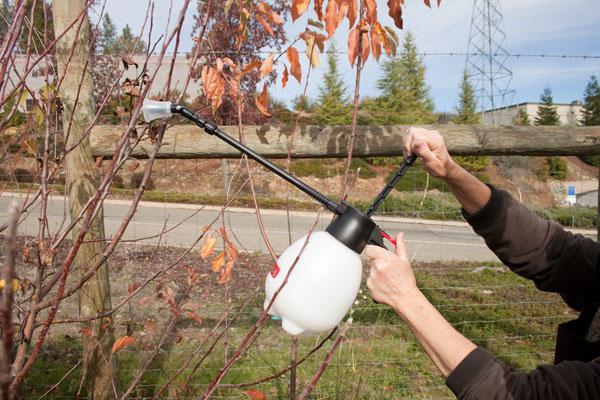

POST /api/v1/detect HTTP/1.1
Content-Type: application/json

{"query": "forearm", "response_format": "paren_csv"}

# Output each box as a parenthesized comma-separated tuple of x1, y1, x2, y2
(393, 290, 477, 378)
(444, 161, 491, 216)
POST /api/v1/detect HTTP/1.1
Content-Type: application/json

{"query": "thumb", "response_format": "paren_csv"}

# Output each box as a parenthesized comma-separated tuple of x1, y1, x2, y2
(395, 232, 409, 262)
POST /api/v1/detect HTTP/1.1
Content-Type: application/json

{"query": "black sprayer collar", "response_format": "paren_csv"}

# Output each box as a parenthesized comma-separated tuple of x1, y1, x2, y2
(326, 203, 376, 254)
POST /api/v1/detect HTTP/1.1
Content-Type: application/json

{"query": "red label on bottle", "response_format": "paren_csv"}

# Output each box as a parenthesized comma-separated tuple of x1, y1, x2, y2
(270, 263, 280, 278)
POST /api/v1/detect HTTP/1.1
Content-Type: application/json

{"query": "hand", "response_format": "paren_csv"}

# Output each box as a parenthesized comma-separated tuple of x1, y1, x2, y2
(364, 233, 420, 313)
(403, 127, 456, 179)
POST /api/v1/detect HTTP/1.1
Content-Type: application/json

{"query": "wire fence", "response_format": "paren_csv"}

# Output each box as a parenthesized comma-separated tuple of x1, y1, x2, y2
(1, 152, 594, 398)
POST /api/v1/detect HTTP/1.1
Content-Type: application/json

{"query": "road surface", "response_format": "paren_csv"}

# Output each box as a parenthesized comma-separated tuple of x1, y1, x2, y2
(1, 192, 509, 262)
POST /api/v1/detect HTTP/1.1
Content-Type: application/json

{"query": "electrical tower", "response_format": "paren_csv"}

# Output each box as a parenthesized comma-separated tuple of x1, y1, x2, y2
(466, 0, 515, 125)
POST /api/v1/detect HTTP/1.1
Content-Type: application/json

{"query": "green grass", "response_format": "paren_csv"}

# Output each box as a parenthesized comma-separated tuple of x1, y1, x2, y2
(22, 261, 573, 399)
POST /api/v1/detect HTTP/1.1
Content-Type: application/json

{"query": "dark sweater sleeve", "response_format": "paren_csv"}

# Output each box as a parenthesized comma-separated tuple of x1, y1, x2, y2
(446, 347, 600, 400)
(464, 185, 600, 311)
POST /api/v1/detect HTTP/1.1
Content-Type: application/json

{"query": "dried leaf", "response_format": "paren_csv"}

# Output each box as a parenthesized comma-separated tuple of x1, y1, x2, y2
(219, 260, 234, 285)
(257, 1, 283, 24)
(0, 279, 19, 293)
(307, 18, 324, 29)
(200, 236, 218, 259)
(348, 27, 359, 66)
(241, 60, 262, 77)
(292, 0, 310, 21)
(365, 0, 377, 24)
(282, 65, 289, 88)
(255, 83, 272, 118)
(112, 336, 135, 354)
(387, 0, 404, 30)
(257, 15, 275, 37)
(347, 0, 358, 28)
(201, 66, 225, 112)
(286, 47, 302, 83)
(244, 389, 266, 400)
(371, 28, 382, 61)
(361, 31, 371, 64)
(324, 0, 338, 38)
(303, 35, 320, 67)
(211, 252, 226, 273)
(314, 0, 324, 20)
(121, 56, 138, 70)
(260, 53, 275, 79)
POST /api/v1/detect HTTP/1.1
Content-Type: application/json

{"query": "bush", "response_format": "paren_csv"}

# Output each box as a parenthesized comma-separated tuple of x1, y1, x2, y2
(534, 206, 596, 228)
(13, 168, 35, 183)
(130, 172, 155, 190)
(578, 155, 600, 167)
(350, 158, 376, 179)
(111, 175, 125, 189)
(290, 160, 335, 179)
(355, 192, 462, 220)
(455, 156, 491, 173)
(546, 157, 567, 180)
(386, 165, 449, 192)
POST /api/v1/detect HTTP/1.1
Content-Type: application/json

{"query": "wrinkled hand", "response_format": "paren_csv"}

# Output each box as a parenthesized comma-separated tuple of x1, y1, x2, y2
(403, 127, 456, 179)
(364, 233, 419, 312)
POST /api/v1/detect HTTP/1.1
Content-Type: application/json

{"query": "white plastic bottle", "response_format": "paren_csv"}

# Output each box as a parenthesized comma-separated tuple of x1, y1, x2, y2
(264, 231, 362, 335)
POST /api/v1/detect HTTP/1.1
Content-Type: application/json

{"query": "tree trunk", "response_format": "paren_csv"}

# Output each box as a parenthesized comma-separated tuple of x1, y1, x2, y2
(52, 2, 114, 398)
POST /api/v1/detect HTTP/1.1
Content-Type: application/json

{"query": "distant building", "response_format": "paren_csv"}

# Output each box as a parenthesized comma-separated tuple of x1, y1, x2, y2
(482, 101, 584, 126)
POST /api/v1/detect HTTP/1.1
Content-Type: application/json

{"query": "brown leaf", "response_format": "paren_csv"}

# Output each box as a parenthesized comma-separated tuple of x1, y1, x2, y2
(387, 0, 404, 30)
(201, 66, 225, 112)
(348, 27, 359, 66)
(371, 29, 382, 61)
(282, 65, 289, 88)
(324, 0, 338, 38)
(257, 1, 283, 24)
(292, 0, 310, 21)
(286, 47, 302, 83)
(314, 0, 324, 20)
(347, 0, 358, 28)
(121, 56, 138, 70)
(257, 15, 275, 37)
(241, 60, 262, 77)
(244, 389, 266, 400)
(361, 31, 371, 63)
(303, 34, 320, 67)
(260, 53, 275, 79)
(255, 83, 272, 118)
(211, 252, 226, 273)
(112, 336, 135, 354)
(219, 260, 234, 284)
(365, 0, 377, 24)
(200, 236, 218, 259)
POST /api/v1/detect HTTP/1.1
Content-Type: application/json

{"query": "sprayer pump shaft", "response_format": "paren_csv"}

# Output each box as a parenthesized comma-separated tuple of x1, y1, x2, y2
(172, 105, 340, 214)
(365, 155, 417, 217)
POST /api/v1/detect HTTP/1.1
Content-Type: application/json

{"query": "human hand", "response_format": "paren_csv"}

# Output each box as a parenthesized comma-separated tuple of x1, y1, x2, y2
(364, 233, 420, 314)
(403, 127, 457, 179)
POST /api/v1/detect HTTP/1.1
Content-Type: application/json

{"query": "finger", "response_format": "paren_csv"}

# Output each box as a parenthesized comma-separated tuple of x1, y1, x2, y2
(403, 129, 414, 159)
(414, 140, 437, 164)
(395, 232, 409, 262)
(364, 244, 390, 260)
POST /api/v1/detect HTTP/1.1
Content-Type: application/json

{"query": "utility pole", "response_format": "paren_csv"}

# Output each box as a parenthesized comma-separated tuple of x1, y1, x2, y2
(466, 0, 515, 126)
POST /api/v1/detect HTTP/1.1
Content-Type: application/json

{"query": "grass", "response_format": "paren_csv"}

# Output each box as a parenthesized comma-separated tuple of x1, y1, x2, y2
(21, 257, 573, 399)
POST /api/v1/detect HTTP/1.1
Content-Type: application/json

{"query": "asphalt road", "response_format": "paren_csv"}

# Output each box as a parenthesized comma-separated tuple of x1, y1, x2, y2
(0, 192, 502, 262)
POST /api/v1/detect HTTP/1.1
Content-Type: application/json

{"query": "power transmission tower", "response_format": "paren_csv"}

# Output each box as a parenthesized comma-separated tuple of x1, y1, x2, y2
(466, 0, 515, 125)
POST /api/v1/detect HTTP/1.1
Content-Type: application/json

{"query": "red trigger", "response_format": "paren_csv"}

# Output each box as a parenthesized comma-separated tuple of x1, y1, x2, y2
(379, 230, 397, 246)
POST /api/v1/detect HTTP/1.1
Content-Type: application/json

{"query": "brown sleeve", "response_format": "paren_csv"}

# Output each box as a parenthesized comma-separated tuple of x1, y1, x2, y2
(446, 347, 600, 400)
(464, 185, 600, 311)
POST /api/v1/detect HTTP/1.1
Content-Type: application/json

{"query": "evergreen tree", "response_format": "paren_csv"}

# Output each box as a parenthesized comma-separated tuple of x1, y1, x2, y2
(453, 70, 479, 124)
(101, 13, 117, 54)
(19, 0, 55, 53)
(535, 86, 560, 126)
(513, 108, 531, 126)
(313, 42, 351, 125)
(362, 32, 435, 124)
(581, 75, 600, 126)
(112, 24, 147, 54)
(0, 1, 10, 39)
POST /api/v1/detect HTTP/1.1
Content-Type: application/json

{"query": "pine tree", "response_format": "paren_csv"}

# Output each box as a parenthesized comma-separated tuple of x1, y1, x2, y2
(314, 42, 351, 125)
(101, 13, 117, 54)
(535, 87, 560, 126)
(453, 70, 479, 124)
(513, 108, 531, 126)
(112, 24, 147, 54)
(19, 0, 55, 53)
(363, 32, 435, 124)
(581, 75, 600, 126)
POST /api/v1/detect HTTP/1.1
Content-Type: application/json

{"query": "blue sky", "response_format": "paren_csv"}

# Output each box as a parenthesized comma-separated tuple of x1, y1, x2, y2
(96, 0, 600, 112)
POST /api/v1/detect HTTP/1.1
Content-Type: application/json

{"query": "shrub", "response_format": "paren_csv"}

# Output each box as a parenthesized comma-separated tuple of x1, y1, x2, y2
(111, 175, 125, 189)
(546, 157, 567, 180)
(455, 156, 491, 172)
(13, 168, 35, 183)
(130, 172, 155, 190)
(290, 160, 335, 179)
(386, 165, 449, 192)
(350, 158, 376, 179)
(578, 155, 600, 167)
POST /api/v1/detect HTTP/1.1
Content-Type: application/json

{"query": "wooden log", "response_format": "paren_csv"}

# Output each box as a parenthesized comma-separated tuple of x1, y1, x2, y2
(91, 124, 600, 159)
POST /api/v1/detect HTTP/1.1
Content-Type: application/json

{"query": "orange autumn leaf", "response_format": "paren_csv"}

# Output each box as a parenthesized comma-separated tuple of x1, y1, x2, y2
(257, 1, 283, 24)
(260, 53, 274, 78)
(241, 60, 262, 77)
(324, 0, 338, 37)
(257, 15, 275, 37)
(112, 336, 135, 354)
(361, 31, 371, 63)
(201, 66, 225, 112)
(348, 27, 359, 66)
(346, 0, 357, 28)
(200, 236, 218, 259)
(282, 64, 289, 88)
(291, 0, 310, 21)
(219, 260, 234, 284)
(286, 47, 302, 83)
(255, 83, 272, 117)
(387, 0, 404, 30)
(212, 252, 226, 273)
(244, 389, 266, 400)
(314, 0, 324, 20)
(365, 0, 377, 24)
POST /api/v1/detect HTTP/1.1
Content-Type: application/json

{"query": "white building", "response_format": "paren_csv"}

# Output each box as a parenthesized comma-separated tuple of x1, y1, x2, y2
(482, 101, 584, 126)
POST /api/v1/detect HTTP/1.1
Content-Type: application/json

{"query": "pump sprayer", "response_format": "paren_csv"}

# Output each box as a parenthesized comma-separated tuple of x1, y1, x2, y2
(142, 100, 416, 335)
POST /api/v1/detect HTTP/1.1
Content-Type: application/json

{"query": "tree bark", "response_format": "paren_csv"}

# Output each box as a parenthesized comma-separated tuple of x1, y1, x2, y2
(52, 2, 114, 399)
(90, 124, 600, 158)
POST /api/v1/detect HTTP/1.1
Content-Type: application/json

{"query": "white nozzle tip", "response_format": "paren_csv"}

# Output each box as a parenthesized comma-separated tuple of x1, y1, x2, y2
(142, 99, 173, 122)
